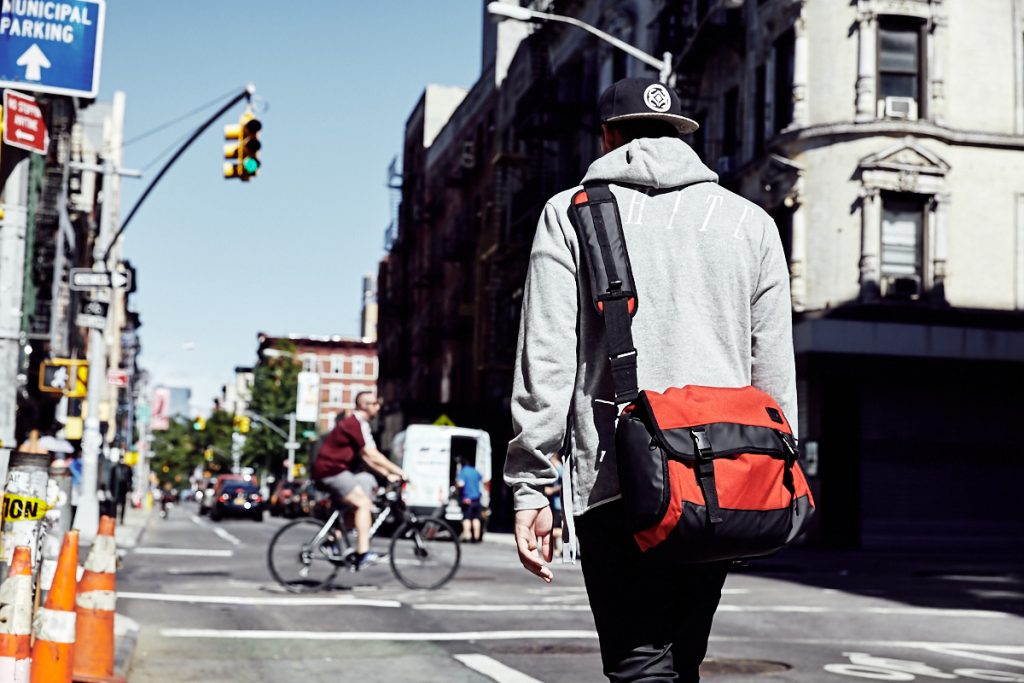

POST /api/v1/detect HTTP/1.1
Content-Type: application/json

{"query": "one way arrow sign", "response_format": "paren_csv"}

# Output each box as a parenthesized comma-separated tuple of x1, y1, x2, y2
(69, 268, 131, 291)
(15, 44, 50, 82)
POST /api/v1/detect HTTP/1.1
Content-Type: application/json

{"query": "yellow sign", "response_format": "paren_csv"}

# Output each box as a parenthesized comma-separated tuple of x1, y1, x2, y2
(38, 359, 88, 398)
(124, 451, 139, 466)
(64, 416, 83, 440)
(433, 414, 456, 427)
(2, 493, 48, 522)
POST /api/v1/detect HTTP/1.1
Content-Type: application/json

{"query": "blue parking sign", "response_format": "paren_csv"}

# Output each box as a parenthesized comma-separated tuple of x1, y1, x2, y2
(0, 0, 105, 98)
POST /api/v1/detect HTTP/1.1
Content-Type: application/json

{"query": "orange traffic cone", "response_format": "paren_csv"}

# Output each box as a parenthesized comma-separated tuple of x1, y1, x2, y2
(73, 516, 123, 683)
(0, 546, 34, 682)
(31, 529, 78, 683)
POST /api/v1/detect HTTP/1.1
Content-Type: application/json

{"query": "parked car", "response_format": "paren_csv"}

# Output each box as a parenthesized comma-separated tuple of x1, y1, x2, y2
(268, 480, 307, 518)
(210, 480, 264, 522)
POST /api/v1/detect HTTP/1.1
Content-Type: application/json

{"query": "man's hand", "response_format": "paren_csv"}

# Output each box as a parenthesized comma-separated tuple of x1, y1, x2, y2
(514, 506, 554, 583)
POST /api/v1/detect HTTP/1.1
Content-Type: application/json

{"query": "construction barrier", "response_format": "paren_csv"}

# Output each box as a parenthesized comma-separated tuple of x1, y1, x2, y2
(31, 529, 78, 683)
(0, 546, 33, 682)
(72, 515, 122, 683)
(0, 435, 50, 577)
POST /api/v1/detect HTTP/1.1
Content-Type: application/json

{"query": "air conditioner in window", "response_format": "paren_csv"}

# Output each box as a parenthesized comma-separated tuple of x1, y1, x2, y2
(461, 141, 476, 169)
(880, 96, 918, 121)
(882, 274, 921, 299)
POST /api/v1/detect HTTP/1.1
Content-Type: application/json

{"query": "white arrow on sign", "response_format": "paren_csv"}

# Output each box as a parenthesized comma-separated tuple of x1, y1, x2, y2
(69, 269, 132, 291)
(16, 44, 51, 82)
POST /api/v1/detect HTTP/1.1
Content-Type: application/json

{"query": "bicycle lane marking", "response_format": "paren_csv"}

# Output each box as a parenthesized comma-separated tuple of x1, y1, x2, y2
(188, 512, 242, 547)
(453, 654, 543, 683)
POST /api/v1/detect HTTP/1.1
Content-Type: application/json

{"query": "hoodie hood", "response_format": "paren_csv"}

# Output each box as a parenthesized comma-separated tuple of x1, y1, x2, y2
(581, 137, 718, 190)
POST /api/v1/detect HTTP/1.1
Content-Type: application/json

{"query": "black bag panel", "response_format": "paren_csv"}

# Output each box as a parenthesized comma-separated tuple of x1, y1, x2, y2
(568, 190, 638, 316)
(615, 414, 669, 534)
(656, 502, 800, 563)
(656, 422, 789, 462)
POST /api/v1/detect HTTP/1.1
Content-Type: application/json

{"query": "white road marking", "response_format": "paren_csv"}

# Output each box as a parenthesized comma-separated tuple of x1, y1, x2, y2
(188, 513, 242, 547)
(415, 604, 591, 612)
(709, 636, 1024, 654)
(118, 592, 400, 608)
(410, 603, 1006, 618)
(716, 605, 1008, 618)
(454, 654, 543, 683)
(133, 548, 233, 558)
(920, 645, 1024, 669)
(160, 628, 599, 641)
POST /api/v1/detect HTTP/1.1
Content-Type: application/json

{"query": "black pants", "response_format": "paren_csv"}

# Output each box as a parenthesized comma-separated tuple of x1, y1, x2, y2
(576, 501, 730, 683)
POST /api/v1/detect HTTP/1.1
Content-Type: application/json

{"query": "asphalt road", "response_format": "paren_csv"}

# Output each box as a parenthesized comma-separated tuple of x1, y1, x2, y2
(119, 506, 1024, 682)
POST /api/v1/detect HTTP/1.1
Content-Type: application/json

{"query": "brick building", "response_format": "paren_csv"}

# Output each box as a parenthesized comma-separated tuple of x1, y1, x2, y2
(257, 334, 378, 433)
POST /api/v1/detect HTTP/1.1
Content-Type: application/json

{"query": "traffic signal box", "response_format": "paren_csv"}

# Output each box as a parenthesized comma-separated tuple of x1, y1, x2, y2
(232, 415, 251, 433)
(223, 111, 262, 181)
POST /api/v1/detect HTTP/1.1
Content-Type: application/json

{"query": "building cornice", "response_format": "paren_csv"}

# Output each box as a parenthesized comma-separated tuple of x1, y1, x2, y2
(776, 120, 1024, 151)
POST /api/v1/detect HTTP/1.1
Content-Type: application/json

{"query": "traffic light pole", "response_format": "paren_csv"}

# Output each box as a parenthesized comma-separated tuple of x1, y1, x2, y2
(76, 92, 128, 542)
(102, 84, 255, 265)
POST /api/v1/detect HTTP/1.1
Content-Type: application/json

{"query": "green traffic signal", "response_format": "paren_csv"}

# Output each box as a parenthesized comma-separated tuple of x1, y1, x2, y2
(243, 157, 260, 174)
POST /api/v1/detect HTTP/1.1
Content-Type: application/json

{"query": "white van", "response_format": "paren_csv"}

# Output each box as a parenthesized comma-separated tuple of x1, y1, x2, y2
(391, 425, 492, 517)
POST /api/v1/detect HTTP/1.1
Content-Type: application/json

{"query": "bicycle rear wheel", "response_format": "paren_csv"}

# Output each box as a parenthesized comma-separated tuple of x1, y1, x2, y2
(389, 517, 461, 590)
(267, 518, 344, 592)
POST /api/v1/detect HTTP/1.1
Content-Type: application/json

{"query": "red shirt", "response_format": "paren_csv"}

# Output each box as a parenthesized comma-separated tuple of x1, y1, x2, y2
(312, 415, 365, 480)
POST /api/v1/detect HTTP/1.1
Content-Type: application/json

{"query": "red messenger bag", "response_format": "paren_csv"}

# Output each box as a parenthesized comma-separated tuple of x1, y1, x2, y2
(568, 183, 815, 563)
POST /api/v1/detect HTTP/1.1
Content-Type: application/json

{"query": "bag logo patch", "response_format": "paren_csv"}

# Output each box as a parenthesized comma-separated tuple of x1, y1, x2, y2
(643, 84, 671, 113)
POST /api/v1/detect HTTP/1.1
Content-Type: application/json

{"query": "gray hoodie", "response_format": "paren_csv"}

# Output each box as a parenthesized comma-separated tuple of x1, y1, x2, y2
(504, 137, 797, 554)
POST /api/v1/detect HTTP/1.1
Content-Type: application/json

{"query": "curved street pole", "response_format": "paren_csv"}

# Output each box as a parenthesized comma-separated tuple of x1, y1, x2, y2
(486, 3, 674, 84)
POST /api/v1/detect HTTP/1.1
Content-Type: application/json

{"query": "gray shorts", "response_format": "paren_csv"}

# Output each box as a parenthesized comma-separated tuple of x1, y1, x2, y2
(319, 471, 378, 500)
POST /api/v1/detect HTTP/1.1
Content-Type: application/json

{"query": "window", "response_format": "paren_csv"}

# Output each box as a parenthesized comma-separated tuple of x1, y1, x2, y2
(881, 193, 926, 286)
(330, 355, 344, 375)
(774, 29, 795, 133)
(722, 87, 740, 158)
(878, 19, 924, 108)
(352, 356, 366, 377)
(328, 384, 343, 405)
(754, 64, 767, 155)
(301, 355, 318, 373)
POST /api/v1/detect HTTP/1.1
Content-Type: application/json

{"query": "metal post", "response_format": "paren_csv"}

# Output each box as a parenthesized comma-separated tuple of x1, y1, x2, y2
(231, 432, 244, 475)
(285, 413, 297, 482)
(75, 91, 126, 542)
(0, 158, 31, 484)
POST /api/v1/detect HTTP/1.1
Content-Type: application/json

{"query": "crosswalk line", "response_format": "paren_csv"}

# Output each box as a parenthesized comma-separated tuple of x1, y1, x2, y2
(454, 654, 543, 683)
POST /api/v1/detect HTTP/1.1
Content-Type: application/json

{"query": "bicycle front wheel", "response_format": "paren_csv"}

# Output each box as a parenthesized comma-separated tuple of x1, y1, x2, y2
(267, 518, 342, 593)
(389, 517, 461, 590)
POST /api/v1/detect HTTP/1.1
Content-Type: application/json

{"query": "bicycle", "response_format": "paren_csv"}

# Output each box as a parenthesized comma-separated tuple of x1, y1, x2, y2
(266, 480, 461, 592)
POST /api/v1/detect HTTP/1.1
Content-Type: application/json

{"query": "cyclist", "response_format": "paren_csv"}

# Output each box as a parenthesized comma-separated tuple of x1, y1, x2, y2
(312, 392, 408, 569)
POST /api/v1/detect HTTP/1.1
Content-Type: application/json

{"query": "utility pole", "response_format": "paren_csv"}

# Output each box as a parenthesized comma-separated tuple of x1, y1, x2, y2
(75, 91, 127, 542)
(0, 158, 31, 483)
(285, 413, 298, 482)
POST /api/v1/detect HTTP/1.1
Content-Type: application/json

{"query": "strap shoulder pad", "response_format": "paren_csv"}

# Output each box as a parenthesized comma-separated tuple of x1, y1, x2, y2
(567, 183, 638, 317)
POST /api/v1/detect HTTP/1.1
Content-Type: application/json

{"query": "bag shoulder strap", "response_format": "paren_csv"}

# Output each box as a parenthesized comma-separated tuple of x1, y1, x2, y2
(568, 182, 640, 405)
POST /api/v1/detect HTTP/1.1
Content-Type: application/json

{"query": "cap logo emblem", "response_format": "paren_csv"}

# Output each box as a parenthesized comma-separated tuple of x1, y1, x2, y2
(643, 84, 671, 113)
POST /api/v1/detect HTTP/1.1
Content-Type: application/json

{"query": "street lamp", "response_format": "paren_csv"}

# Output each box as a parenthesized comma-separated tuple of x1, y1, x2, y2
(486, 2, 675, 85)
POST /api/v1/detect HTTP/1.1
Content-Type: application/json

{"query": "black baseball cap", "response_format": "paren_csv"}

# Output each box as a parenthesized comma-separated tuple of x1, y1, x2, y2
(598, 78, 699, 135)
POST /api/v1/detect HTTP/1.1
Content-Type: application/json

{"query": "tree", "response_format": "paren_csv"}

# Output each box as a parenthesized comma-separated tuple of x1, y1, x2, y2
(149, 417, 200, 488)
(243, 341, 307, 480)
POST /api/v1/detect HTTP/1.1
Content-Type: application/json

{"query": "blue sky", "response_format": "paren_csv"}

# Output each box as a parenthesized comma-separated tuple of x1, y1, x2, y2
(98, 2, 483, 412)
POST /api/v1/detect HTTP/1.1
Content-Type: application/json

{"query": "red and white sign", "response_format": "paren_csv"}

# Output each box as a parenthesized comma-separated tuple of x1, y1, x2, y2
(107, 369, 129, 388)
(3, 90, 49, 154)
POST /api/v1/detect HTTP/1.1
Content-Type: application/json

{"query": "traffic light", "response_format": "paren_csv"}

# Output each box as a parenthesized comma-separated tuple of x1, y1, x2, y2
(239, 112, 261, 180)
(193, 416, 206, 431)
(223, 111, 261, 181)
(232, 415, 250, 433)
(223, 120, 243, 180)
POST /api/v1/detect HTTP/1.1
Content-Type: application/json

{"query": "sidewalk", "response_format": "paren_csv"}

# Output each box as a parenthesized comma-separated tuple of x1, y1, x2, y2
(112, 503, 150, 681)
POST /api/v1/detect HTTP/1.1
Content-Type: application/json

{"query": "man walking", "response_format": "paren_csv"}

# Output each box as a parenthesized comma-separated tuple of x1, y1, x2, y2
(504, 77, 797, 681)
(109, 456, 134, 524)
